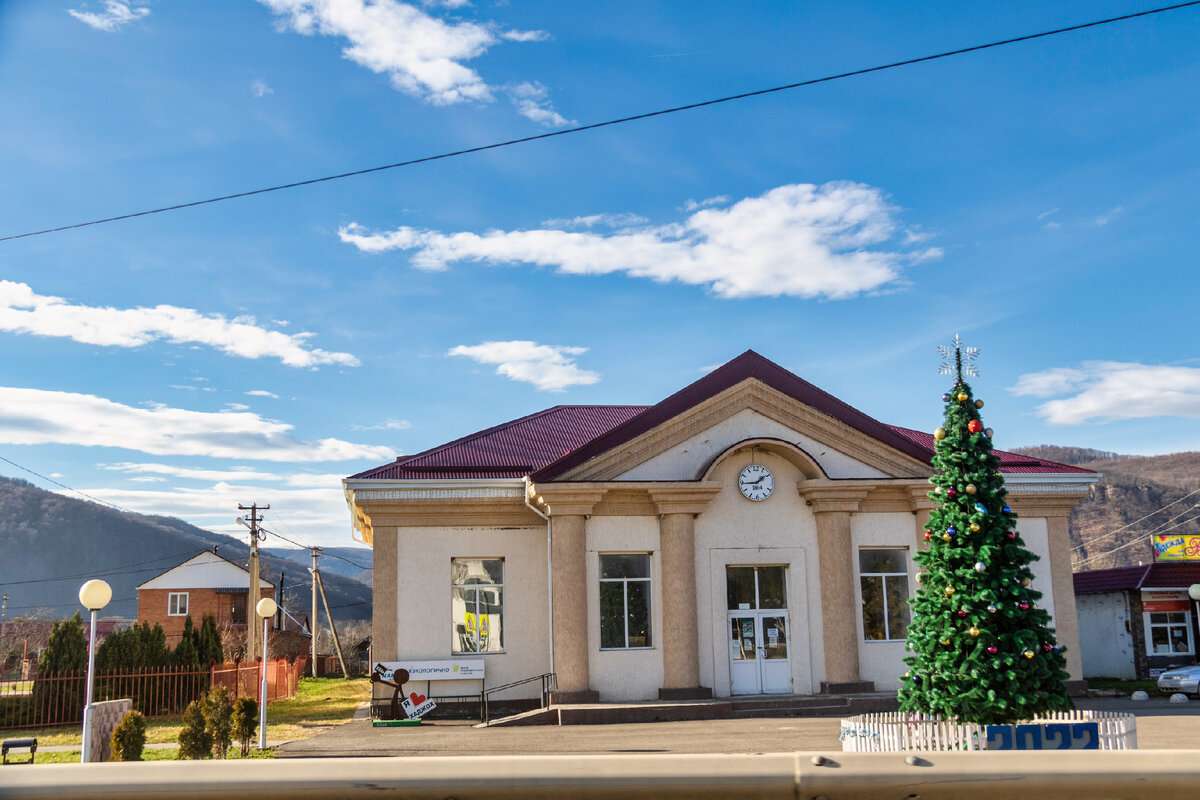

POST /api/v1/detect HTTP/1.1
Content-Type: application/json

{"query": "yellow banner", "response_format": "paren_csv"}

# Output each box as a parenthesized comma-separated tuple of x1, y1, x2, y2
(1152, 534, 1200, 560)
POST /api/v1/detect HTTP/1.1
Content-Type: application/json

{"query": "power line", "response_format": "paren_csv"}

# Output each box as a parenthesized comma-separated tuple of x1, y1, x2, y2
(3, 1, 1197, 243)
(1075, 504, 1200, 568)
(0, 454, 134, 513)
(1070, 487, 1200, 551)
(0, 547, 213, 588)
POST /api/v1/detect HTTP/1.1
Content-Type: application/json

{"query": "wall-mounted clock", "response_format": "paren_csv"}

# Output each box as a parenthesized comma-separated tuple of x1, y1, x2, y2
(738, 464, 774, 501)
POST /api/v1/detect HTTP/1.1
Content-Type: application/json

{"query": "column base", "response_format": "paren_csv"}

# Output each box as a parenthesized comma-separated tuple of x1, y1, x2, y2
(658, 686, 714, 701)
(820, 680, 876, 694)
(548, 690, 600, 705)
(1065, 679, 1089, 697)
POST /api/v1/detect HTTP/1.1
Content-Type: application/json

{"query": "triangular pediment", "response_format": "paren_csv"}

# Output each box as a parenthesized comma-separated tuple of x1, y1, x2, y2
(540, 350, 931, 482)
(137, 551, 273, 591)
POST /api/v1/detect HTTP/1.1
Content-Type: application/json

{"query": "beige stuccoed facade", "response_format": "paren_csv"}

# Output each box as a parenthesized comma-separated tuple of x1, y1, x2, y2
(346, 358, 1095, 706)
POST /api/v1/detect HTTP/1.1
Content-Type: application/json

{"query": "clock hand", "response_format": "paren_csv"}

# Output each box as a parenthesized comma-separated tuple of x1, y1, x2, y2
(740, 476, 767, 486)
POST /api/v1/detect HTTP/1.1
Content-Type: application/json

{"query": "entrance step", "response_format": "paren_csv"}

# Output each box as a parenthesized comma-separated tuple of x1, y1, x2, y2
(731, 695, 851, 718)
(476, 707, 558, 728)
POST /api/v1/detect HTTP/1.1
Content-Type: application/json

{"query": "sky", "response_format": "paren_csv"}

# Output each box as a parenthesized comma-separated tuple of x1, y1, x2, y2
(1, 1, 1198, 551)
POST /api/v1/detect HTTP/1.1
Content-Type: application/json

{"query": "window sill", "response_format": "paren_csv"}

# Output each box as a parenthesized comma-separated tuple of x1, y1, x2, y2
(599, 647, 655, 652)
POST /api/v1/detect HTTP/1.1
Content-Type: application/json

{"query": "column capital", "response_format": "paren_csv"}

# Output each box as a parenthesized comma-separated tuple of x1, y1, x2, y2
(906, 484, 938, 512)
(648, 483, 723, 516)
(796, 480, 869, 513)
(528, 484, 608, 517)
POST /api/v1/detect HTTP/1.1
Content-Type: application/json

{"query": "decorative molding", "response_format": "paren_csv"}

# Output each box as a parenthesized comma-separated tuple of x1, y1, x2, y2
(558, 379, 932, 482)
(354, 487, 525, 501)
(529, 485, 609, 517)
(796, 480, 871, 514)
(647, 484, 724, 516)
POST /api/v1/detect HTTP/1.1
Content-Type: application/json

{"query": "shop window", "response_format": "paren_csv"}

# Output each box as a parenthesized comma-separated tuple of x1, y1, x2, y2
(859, 548, 910, 641)
(600, 554, 652, 649)
(1146, 611, 1193, 655)
(451, 559, 504, 653)
(168, 592, 188, 617)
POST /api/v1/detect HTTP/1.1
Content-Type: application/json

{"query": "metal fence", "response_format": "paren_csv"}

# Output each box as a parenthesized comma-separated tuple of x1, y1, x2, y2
(839, 709, 1137, 752)
(0, 657, 306, 731)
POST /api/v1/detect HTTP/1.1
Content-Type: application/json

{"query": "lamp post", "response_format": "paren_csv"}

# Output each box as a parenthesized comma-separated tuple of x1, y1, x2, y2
(255, 596, 277, 750)
(78, 579, 112, 763)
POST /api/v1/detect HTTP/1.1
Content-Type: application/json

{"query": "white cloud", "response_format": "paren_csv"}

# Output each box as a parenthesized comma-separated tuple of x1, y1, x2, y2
(351, 418, 412, 431)
(102, 462, 280, 482)
(340, 182, 938, 300)
(246, 389, 280, 399)
(541, 213, 648, 230)
(1011, 361, 1200, 424)
(78, 480, 356, 548)
(448, 341, 600, 392)
(0, 386, 394, 462)
(251, 79, 275, 97)
(683, 196, 730, 212)
(1037, 208, 1059, 221)
(1095, 206, 1123, 226)
(259, 0, 551, 109)
(129, 476, 167, 483)
(0, 281, 358, 368)
(68, 1, 150, 32)
(506, 81, 571, 127)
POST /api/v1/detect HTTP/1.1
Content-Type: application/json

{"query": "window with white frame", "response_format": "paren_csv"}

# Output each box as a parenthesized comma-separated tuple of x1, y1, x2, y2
(859, 548, 910, 641)
(451, 559, 503, 653)
(168, 592, 189, 616)
(599, 554, 652, 649)
(1146, 611, 1193, 655)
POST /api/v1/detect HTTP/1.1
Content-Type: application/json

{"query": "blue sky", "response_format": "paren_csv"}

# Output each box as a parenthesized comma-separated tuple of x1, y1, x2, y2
(1, 1, 1198, 548)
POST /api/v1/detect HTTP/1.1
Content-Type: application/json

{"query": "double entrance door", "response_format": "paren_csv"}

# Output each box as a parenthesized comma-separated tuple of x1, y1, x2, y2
(727, 565, 791, 695)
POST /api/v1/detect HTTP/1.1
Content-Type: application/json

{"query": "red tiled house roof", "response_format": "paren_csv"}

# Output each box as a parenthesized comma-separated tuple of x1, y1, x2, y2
(350, 350, 1094, 481)
(1074, 563, 1200, 593)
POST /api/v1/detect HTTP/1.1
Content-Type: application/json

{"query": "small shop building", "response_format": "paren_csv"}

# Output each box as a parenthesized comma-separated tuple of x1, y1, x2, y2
(1074, 557, 1200, 679)
(344, 350, 1095, 706)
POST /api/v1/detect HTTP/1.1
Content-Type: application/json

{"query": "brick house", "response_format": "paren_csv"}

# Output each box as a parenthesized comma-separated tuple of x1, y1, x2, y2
(136, 550, 275, 647)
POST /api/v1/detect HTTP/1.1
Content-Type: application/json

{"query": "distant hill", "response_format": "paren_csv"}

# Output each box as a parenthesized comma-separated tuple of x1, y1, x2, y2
(1012, 446, 1200, 571)
(0, 475, 371, 625)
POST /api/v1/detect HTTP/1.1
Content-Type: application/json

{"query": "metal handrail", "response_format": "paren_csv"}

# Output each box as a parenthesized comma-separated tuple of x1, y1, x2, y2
(482, 672, 557, 725)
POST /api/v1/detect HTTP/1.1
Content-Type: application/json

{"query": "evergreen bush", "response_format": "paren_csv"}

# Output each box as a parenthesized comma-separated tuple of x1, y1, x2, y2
(110, 709, 147, 761)
(203, 686, 234, 758)
(231, 696, 258, 757)
(176, 699, 213, 759)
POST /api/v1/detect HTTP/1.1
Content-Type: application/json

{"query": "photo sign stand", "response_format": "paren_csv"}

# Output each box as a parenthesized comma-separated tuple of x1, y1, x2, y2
(370, 665, 436, 726)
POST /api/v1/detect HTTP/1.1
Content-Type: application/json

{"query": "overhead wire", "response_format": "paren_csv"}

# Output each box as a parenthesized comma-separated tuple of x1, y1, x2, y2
(1070, 487, 1200, 551)
(1075, 501, 1200, 567)
(0, 453, 135, 514)
(2, 2, 1198, 243)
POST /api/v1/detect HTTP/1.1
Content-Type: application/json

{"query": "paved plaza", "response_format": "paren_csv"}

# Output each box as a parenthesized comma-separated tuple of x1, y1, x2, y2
(276, 697, 1200, 758)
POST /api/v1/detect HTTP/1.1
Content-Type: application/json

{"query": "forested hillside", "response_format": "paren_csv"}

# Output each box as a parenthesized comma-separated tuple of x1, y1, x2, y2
(1013, 447, 1200, 571)
(0, 475, 371, 624)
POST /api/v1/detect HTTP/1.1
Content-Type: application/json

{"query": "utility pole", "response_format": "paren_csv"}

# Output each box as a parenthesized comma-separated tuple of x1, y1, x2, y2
(311, 547, 320, 677)
(1, 594, 7, 642)
(238, 503, 268, 665)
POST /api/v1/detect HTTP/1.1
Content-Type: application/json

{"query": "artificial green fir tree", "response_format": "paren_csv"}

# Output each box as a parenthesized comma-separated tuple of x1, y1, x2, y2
(897, 337, 1072, 724)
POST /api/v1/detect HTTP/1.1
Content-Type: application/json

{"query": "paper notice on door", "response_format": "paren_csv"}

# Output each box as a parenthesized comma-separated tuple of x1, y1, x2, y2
(767, 627, 778, 644)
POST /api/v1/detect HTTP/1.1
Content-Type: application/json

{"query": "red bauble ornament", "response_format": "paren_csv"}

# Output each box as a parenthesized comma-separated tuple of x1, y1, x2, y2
(1019, 602, 1030, 611)
(968, 420, 984, 434)
(987, 645, 998, 654)
(958, 610, 968, 617)
(924, 531, 931, 541)
(947, 488, 958, 498)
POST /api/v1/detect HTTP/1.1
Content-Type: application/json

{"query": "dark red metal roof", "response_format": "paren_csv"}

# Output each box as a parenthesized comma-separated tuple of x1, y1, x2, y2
(887, 426, 1093, 474)
(348, 351, 1096, 482)
(1074, 562, 1200, 593)
(348, 405, 650, 480)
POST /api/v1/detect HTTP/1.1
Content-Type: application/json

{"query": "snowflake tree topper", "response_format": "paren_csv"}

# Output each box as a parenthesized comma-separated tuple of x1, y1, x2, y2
(938, 334, 979, 382)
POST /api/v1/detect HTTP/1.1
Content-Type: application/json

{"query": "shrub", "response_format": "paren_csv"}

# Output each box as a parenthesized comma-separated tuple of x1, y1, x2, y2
(31, 613, 88, 723)
(203, 686, 234, 758)
(111, 709, 147, 761)
(231, 696, 258, 757)
(177, 699, 213, 760)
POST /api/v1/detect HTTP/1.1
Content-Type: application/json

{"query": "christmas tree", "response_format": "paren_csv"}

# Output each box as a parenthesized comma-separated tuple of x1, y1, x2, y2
(898, 337, 1072, 724)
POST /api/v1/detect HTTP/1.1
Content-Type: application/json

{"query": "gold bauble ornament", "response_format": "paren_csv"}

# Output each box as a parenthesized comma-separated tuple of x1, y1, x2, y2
(968, 627, 981, 637)
(975, 399, 985, 409)
(934, 427, 947, 440)
(1022, 578, 1031, 587)
(942, 533, 952, 541)
(969, 523, 981, 532)
(965, 484, 977, 494)
(957, 392, 969, 402)
(941, 638, 952, 646)
(945, 585, 956, 595)
(1024, 650, 1035, 659)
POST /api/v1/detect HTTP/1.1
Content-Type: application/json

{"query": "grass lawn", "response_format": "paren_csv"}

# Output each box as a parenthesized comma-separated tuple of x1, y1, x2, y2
(1, 677, 369, 763)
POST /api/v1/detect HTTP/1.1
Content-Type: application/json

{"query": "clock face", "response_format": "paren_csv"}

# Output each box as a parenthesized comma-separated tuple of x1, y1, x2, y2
(738, 464, 774, 501)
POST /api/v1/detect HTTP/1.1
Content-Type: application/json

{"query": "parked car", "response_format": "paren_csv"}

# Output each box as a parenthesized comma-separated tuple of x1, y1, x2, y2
(1156, 665, 1200, 695)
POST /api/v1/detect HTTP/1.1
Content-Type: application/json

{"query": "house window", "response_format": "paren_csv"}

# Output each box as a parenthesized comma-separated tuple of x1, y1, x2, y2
(1146, 611, 1193, 655)
(600, 554, 652, 649)
(859, 549, 910, 641)
(451, 559, 503, 653)
(168, 592, 189, 617)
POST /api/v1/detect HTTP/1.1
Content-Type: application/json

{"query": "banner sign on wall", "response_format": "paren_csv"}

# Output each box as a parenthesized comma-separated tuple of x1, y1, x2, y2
(375, 659, 485, 682)
(1152, 534, 1200, 561)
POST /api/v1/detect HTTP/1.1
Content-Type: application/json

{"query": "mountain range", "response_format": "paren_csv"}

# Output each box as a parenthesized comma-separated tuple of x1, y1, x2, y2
(0, 475, 371, 624)
(1012, 446, 1200, 571)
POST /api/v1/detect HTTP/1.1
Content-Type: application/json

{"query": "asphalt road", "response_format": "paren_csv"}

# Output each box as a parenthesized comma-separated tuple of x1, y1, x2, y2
(277, 697, 1200, 758)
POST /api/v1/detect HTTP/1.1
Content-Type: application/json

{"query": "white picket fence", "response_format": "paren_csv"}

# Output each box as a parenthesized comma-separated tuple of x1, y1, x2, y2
(839, 709, 1137, 752)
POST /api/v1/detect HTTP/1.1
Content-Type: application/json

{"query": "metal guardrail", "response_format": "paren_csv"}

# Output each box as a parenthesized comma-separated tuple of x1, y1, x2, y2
(482, 672, 556, 725)
(3, 751, 1199, 798)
